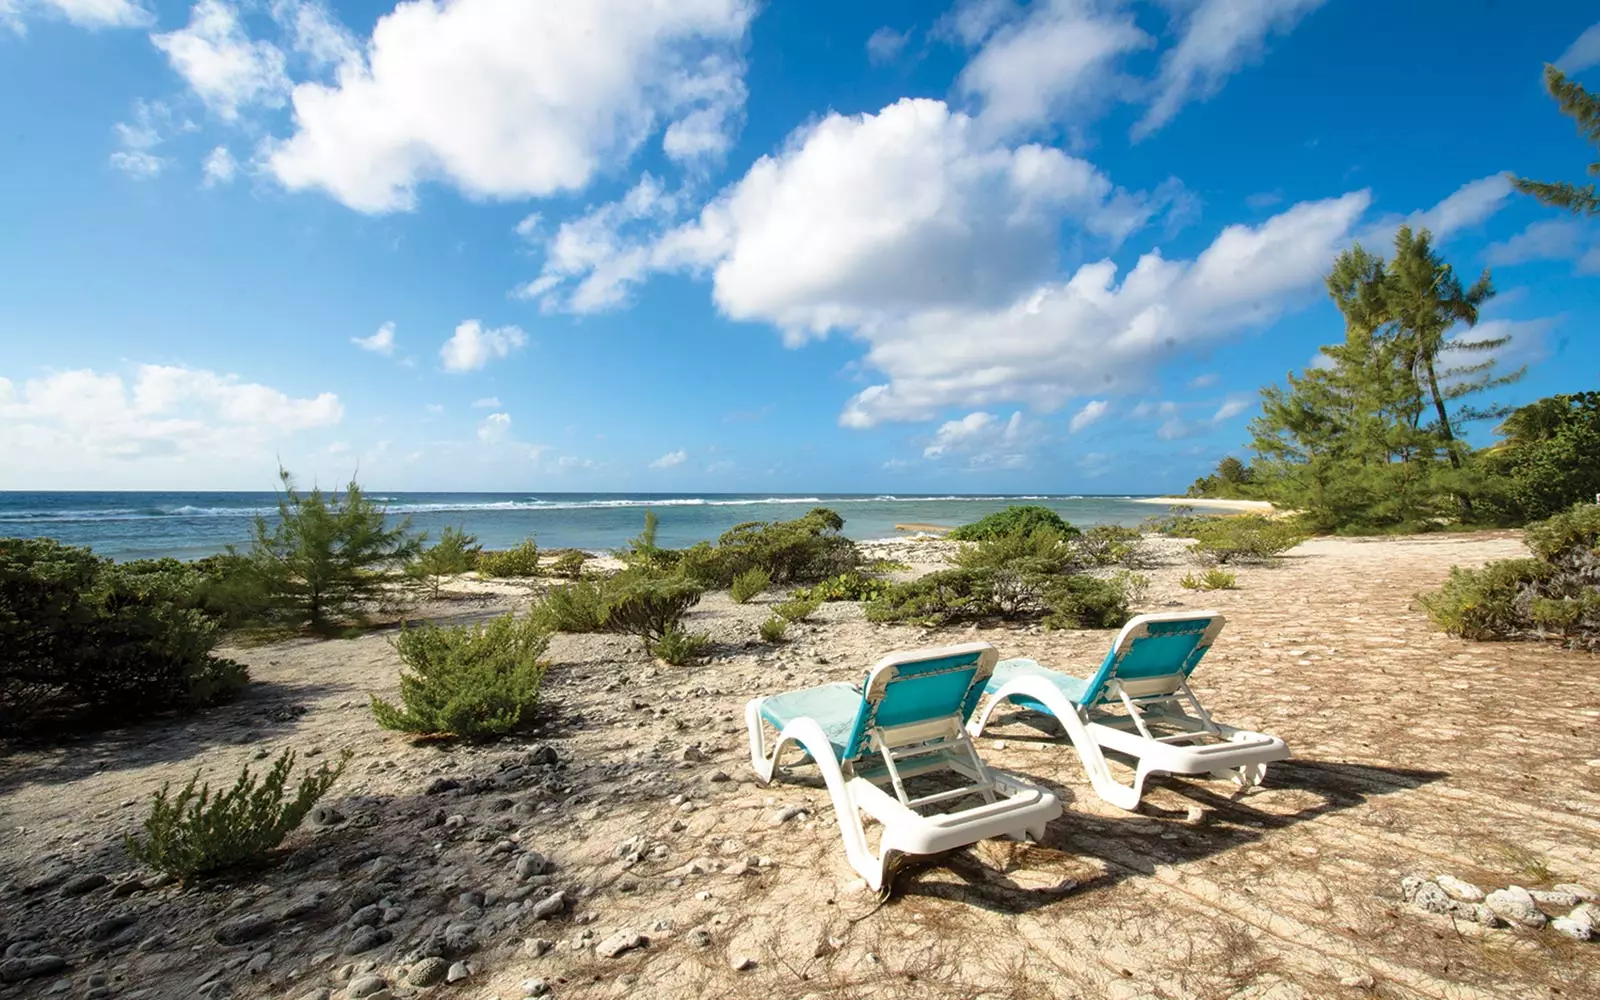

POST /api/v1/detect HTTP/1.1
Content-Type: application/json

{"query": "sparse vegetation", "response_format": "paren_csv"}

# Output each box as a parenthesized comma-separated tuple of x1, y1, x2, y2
(729, 566, 771, 604)
(125, 747, 348, 879)
(407, 526, 482, 598)
(794, 571, 891, 603)
(948, 505, 1079, 542)
(758, 615, 788, 643)
(654, 627, 713, 665)
(478, 537, 541, 578)
(774, 594, 822, 622)
(550, 549, 590, 579)
(537, 579, 609, 633)
(1182, 567, 1239, 591)
(601, 574, 704, 652)
(1041, 575, 1134, 630)
(677, 507, 860, 586)
(1072, 524, 1148, 567)
(371, 613, 549, 739)
(1190, 515, 1305, 564)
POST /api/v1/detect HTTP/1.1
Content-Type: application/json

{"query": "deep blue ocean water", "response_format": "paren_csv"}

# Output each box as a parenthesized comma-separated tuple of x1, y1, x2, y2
(0, 492, 1179, 561)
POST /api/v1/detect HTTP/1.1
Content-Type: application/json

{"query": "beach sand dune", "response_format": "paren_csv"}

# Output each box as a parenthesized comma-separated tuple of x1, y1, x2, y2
(1, 531, 1594, 999)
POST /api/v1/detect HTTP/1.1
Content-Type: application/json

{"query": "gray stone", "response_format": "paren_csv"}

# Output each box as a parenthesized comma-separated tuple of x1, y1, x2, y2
(1339, 973, 1375, 989)
(688, 928, 712, 948)
(85, 913, 138, 941)
(446, 961, 471, 983)
(1399, 876, 1424, 901)
(1553, 907, 1593, 941)
(309, 804, 345, 827)
(424, 777, 460, 795)
(58, 873, 108, 897)
(344, 925, 392, 955)
(214, 913, 275, 945)
(594, 930, 646, 958)
(730, 955, 757, 972)
(522, 938, 554, 958)
(1434, 875, 1484, 903)
(526, 745, 559, 766)
(529, 892, 567, 919)
(0, 955, 66, 983)
(347, 905, 382, 929)
(407, 956, 449, 987)
(772, 805, 804, 825)
(515, 853, 550, 879)
(1555, 883, 1599, 904)
(345, 975, 387, 999)
(1486, 886, 1547, 928)
(708, 771, 730, 783)
(1529, 889, 1581, 910)
(521, 979, 550, 997)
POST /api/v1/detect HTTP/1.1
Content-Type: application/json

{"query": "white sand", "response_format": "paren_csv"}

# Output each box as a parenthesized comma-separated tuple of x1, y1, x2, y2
(1131, 496, 1276, 512)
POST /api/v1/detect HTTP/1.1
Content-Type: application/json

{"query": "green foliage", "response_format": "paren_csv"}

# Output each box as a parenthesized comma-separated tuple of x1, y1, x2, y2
(550, 550, 590, 580)
(1419, 503, 1600, 649)
(864, 568, 993, 626)
(948, 506, 1080, 542)
(729, 566, 771, 604)
(774, 594, 822, 622)
(478, 537, 541, 578)
(125, 748, 348, 879)
(1073, 524, 1147, 567)
(1189, 516, 1305, 564)
(653, 627, 712, 666)
(602, 574, 704, 651)
(1187, 456, 1257, 499)
(758, 615, 789, 643)
(1181, 568, 1239, 591)
(535, 579, 609, 633)
(371, 613, 549, 738)
(1511, 66, 1600, 217)
(619, 510, 680, 572)
(1041, 575, 1133, 630)
(953, 527, 1079, 616)
(794, 571, 891, 603)
(407, 526, 482, 598)
(678, 508, 859, 586)
(1478, 393, 1600, 524)
(227, 469, 423, 635)
(0, 539, 247, 734)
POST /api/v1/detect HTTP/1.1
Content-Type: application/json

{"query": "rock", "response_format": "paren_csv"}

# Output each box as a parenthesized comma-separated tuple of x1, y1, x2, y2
(515, 853, 550, 879)
(59, 873, 109, 897)
(682, 746, 706, 762)
(594, 931, 646, 958)
(522, 938, 554, 958)
(246, 951, 272, 975)
(521, 979, 550, 997)
(446, 961, 471, 983)
(529, 892, 567, 919)
(1434, 875, 1484, 903)
(85, 913, 138, 941)
(309, 804, 345, 827)
(1339, 973, 1375, 989)
(526, 745, 559, 766)
(730, 955, 757, 972)
(347, 905, 382, 928)
(215, 913, 275, 945)
(279, 891, 329, 921)
(1399, 876, 1423, 901)
(772, 805, 804, 825)
(425, 777, 460, 794)
(1485, 886, 1547, 929)
(345, 926, 392, 954)
(1410, 880, 1451, 915)
(1555, 883, 1599, 904)
(708, 771, 730, 784)
(346, 975, 387, 999)
(299, 992, 333, 1000)
(688, 928, 711, 948)
(407, 957, 449, 987)
(1529, 889, 1581, 910)
(0, 955, 66, 983)
(1470, 903, 1502, 928)
(1552, 906, 1593, 941)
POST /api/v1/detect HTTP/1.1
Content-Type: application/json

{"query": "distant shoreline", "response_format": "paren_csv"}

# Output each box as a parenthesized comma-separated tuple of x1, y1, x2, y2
(1129, 496, 1276, 512)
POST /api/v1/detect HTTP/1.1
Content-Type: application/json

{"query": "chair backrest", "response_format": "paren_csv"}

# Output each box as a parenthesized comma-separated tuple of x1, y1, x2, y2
(839, 642, 999, 761)
(1076, 612, 1225, 706)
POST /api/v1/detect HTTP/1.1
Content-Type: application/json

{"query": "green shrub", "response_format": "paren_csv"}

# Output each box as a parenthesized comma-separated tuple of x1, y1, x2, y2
(0, 539, 248, 734)
(619, 510, 681, 572)
(1478, 392, 1600, 524)
(603, 575, 704, 651)
(1145, 506, 1217, 538)
(679, 508, 859, 586)
(1073, 525, 1147, 567)
(1190, 515, 1305, 564)
(730, 566, 771, 604)
(1180, 568, 1238, 591)
(537, 579, 609, 633)
(795, 571, 891, 603)
(1523, 502, 1600, 564)
(759, 615, 789, 643)
(775, 594, 822, 622)
(1416, 559, 1550, 641)
(953, 528, 1080, 615)
(1109, 569, 1151, 606)
(864, 568, 994, 626)
(407, 526, 482, 598)
(125, 748, 348, 879)
(228, 469, 423, 635)
(1042, 576, 1133, 630)
(550, 550, 589, 579)
(655, 627, 713, 666)
(948, 506, 1080, 542)
(371, 613, 549, 738)
(478, 537, 541, 578)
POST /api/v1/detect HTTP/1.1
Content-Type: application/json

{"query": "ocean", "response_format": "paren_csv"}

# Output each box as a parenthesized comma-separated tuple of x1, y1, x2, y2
(0, 492, 1180, 562)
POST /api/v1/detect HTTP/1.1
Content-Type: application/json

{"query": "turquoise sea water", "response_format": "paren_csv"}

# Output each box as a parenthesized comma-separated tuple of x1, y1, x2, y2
(0, 492, 1181, 561)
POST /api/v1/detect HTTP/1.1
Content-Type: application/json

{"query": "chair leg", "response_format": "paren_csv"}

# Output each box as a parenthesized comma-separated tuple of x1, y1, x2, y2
(977, 679, 1149, 811)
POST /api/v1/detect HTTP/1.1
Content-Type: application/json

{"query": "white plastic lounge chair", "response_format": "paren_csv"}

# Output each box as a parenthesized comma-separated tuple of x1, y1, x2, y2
(968, 612, 1288, 811)
(745, 642, 1062, 893)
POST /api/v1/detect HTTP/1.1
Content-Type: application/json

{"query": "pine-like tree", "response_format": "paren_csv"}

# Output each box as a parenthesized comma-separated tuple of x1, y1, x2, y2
(1511, 65, 1600, 216)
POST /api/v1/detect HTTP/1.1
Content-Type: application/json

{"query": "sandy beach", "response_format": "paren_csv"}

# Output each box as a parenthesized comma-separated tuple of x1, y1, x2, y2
(1130, 496, 1278, 512)
(1, 530, 1596, 1000)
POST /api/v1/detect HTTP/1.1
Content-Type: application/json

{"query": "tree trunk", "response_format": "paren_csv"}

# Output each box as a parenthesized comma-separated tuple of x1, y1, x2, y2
(1424, 358, 1475, 518)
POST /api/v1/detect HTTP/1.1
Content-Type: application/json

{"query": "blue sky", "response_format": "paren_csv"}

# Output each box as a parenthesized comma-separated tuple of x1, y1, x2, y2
(1, 0, 1597, 494)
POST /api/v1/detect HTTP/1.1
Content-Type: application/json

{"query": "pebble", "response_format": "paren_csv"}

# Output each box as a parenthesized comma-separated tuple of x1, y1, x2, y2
(1485, 886, 1547, 929)
(0, 955, 66, 983)
(214, 913, 274, 945)
(1408, 880, 1451, 915)
(344, 926, 392, 954)
(772, 805, 805, 825)
(708, 771, 730, 783)
(594, 931, 646, 958)
(529, 892, 567, 919)
(1434, 875, 1483, 903)
(522, 938, 554, 958)
(1529, 889, 1581, 909)
(521, 980, 550, 997)
(516, 853, 550, 879)
(1338, 973, 1374, 989)
(1554, 883, 1599, 904)
(1552, 907, 1593, 941)
(688, 928, 712, 948)
(58, 873, 108, 898)
(407, 957, 449, 987)
(731, 955, 757, 972)
(345, 975, 387, 999)
(446, 961, 471, 983)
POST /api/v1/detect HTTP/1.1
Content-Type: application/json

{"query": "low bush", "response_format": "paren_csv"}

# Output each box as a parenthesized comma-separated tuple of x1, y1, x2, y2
(1073, 524, 1148, 567)
(794, 571, 891, 603)
(1144, 506, 1216, 538)
(1181, 568, 1239, 591)
(1419, 502, 1600, 648)
(407, 526, 482, 598)
(602, 574, 704, 652)
(537, 579, 609, 633)
(478, 537, 541, 578)
(125, 748, 348, 879)
(654, 627, 713, 666)
(1042, 575, 1133, 630)
(371, 613, 549, 739)
(730, 566, 771, 604)
(678, 508, 860, 586)
(774, 594, 822, 622)
(948, 505, 1080, 542)
(864, 568, 995, 626)
(1, 539, 248, 735)
(759, 615, 789, 643)
(550, 550, 589, 579)
(1189, 515, 1305, 564)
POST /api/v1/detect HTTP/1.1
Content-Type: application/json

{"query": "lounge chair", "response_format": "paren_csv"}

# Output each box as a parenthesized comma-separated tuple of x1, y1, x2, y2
(968, 612, 1288, 811)
(745, 642, 1062, 893)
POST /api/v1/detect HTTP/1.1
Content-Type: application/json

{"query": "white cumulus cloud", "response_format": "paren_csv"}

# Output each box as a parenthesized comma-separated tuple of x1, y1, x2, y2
(866, 25, 910, 64)
(201, 145, 237, 186)
(439, 320, 526, 373)
(1068, 399, 1109, 433)
(477, 411, 512, 443)
(265, 0, 755, 212)
(650, 449, 688, 469)
(352, 321, 396, 355)
(922, 410, 1037, 469)
(152, 0, 290, 121)
(3, 0, 151, 32)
